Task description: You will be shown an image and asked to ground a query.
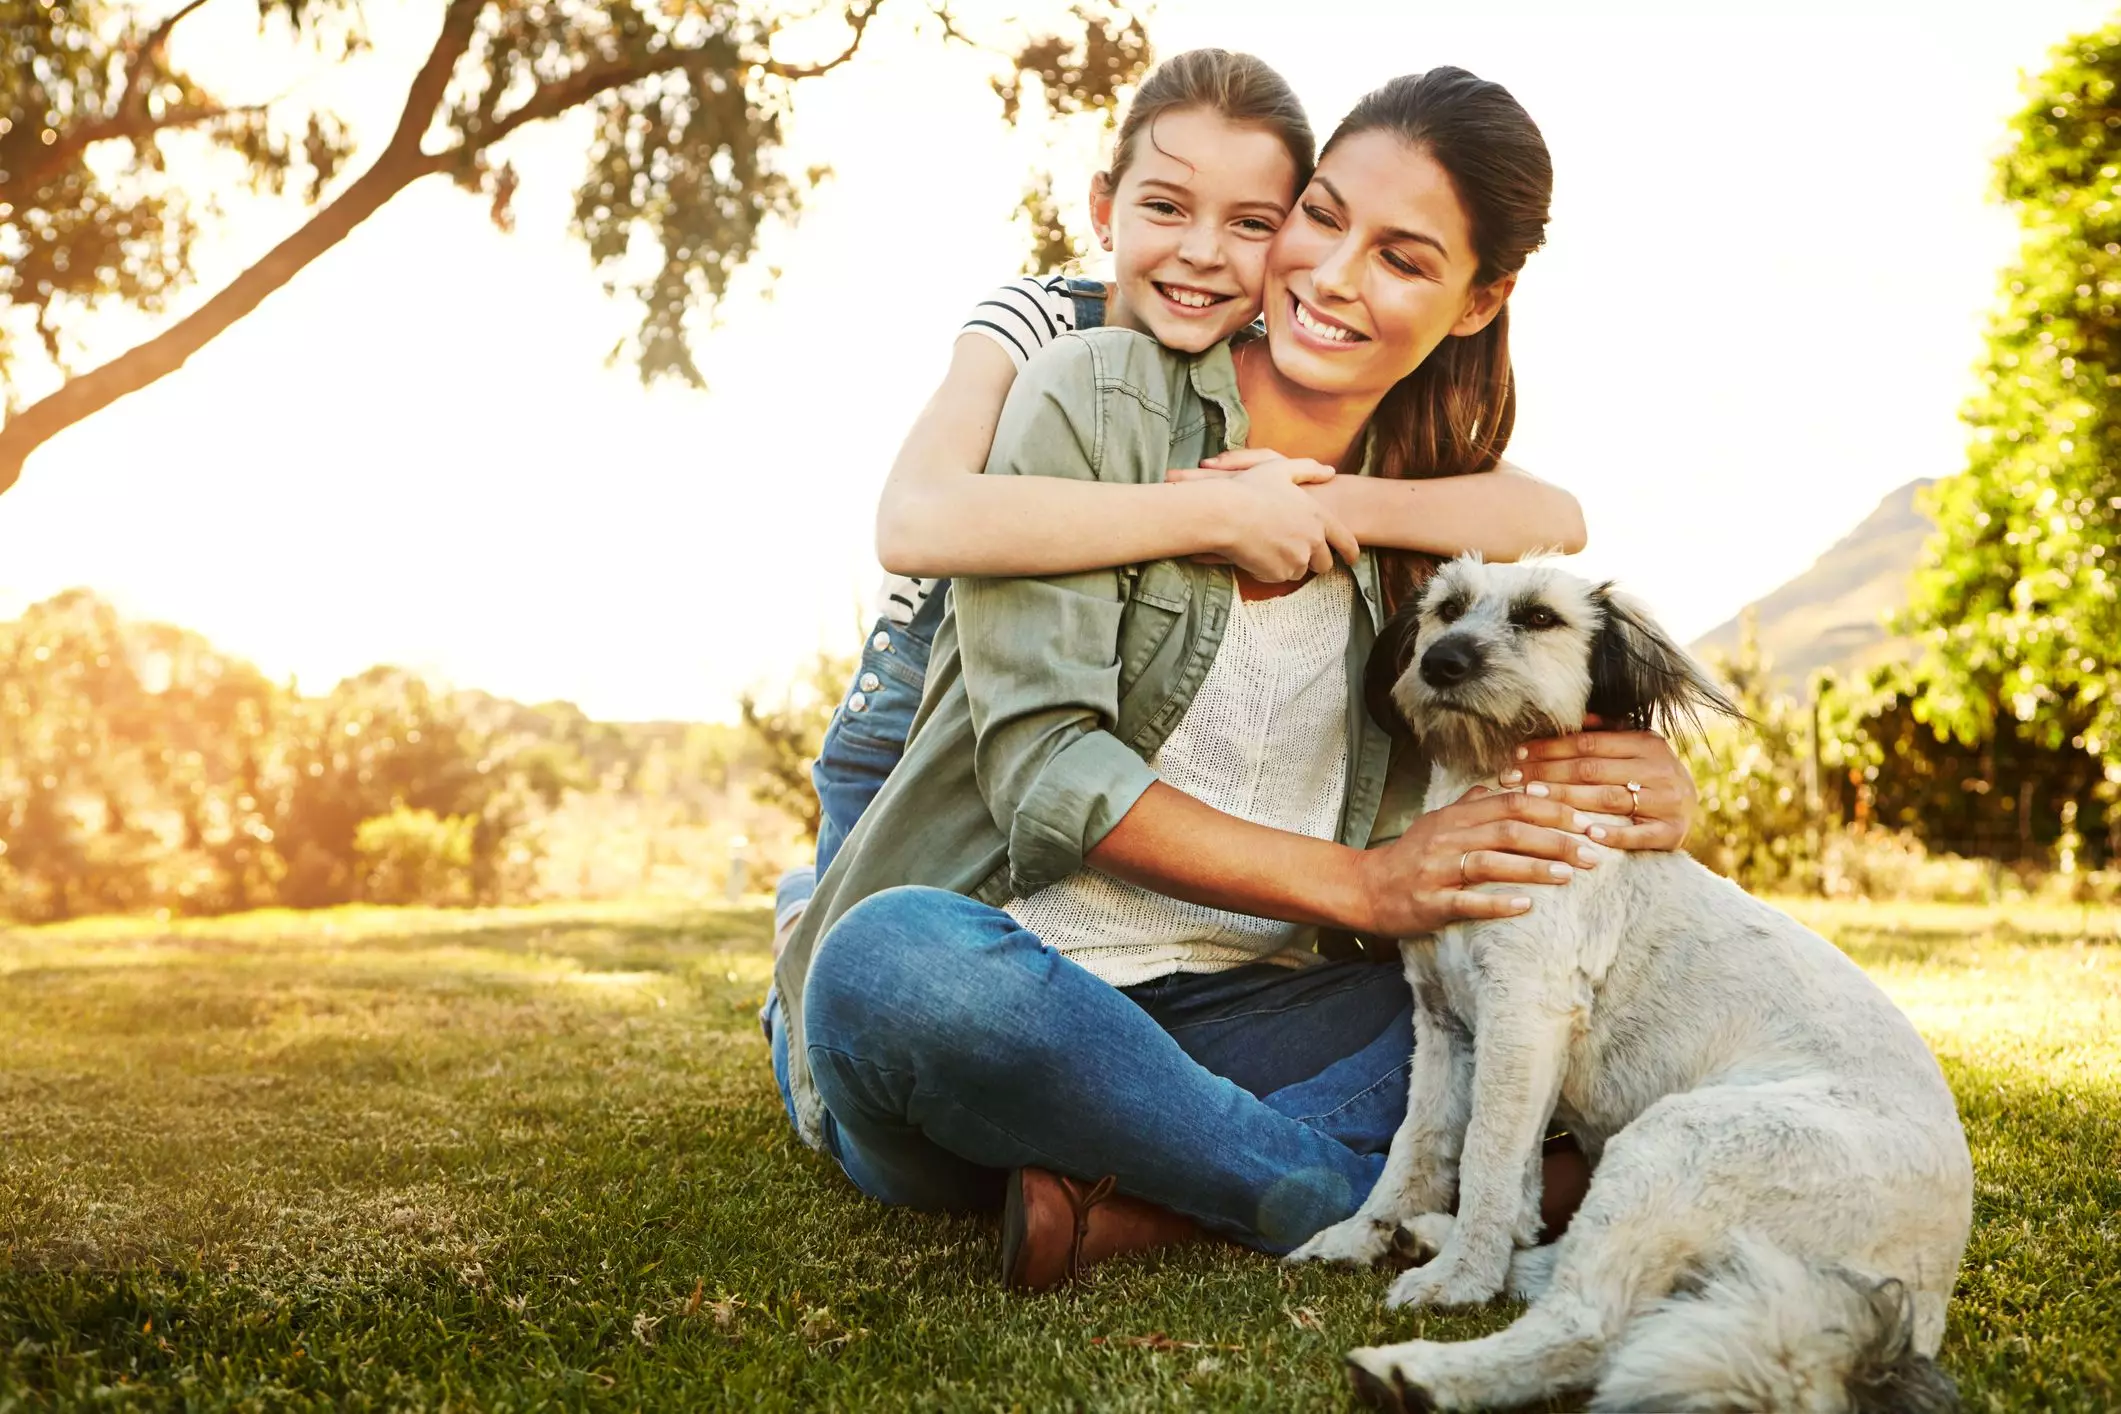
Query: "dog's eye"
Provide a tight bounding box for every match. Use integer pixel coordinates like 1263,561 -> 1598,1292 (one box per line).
1435,599 -> 1467,625
1514,605 -> 1561,631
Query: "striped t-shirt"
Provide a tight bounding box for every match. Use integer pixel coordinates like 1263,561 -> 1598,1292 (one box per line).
873,275 -> 1089,626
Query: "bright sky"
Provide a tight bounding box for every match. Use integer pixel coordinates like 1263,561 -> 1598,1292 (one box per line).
0,0 -> 2112,722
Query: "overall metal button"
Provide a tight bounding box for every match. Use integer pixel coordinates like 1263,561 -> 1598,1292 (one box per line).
871,631 -> 892,651
847,692 -> 868,713
858,672 -> 881,692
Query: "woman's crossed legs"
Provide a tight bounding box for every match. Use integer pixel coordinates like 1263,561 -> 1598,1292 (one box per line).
778,886 -> 1413,1253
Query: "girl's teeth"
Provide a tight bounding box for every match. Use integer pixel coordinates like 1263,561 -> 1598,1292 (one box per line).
1295,300 -> 1357,343
1163,285 -> 1220,309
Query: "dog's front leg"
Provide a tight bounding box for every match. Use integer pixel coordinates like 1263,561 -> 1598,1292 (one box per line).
1285,946 -> 1468,1267
1387,972 -> 1573,1309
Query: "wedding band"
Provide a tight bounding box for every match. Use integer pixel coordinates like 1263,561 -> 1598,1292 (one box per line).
1625,780 -> 1643,819
1460,850 -> 1473,884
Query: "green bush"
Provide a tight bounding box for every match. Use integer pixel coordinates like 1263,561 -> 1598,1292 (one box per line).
353,808 -> 474,907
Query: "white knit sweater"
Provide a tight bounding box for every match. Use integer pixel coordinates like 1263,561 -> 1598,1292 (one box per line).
1004,568 -> 1353,986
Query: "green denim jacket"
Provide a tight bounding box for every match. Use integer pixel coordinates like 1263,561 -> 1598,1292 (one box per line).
773,327 -> 1430,1149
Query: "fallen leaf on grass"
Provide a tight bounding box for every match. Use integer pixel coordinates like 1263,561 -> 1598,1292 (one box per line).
1090,1332 -> 1244,1353
683,1279 -> 704,1318
1285,1304 -> 1323,1331
800,1305 -> 869,1352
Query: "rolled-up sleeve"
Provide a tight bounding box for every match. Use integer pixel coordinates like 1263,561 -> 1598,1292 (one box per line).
951,337 -> 1161,895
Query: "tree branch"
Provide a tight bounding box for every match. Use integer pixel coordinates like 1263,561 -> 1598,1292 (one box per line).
122,0 -> 218,117
4,0 -> 223,204
443,0 -> 886,169
0,2 -> 486,495
0,0 -> 893,494
459,49 -> 706,157
759,0 -> 887,80
386,0 -> 485,161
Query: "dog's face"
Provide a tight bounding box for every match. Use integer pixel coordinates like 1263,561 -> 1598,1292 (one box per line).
1366,557 -> 1742,776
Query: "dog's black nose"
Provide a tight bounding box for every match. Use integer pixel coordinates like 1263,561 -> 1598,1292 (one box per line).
1420,638 -> 1483,688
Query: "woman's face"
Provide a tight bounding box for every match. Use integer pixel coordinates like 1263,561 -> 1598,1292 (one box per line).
1090,106 -> 1300,353
1262,130 -> 1513,400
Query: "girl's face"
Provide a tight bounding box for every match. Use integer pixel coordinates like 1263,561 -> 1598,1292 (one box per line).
1089,106 -> 1300,353
1262,130 -> 1513,401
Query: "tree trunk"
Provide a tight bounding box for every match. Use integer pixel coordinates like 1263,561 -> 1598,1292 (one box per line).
0,150 -> 439,495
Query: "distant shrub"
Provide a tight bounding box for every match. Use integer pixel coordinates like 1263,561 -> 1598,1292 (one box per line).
354,808 -> 474,907
1815,828 -> 1996,905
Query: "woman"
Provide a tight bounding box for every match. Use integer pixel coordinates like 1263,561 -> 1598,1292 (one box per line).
771,68 -> 1697,1289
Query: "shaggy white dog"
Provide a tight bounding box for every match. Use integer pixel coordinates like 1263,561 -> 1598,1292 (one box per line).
1288,558 -> 1973,1414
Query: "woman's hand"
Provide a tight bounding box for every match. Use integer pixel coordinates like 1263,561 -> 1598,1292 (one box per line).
1168,447 -> 1359,581
1351,787 -> 1601,938
1496,714 -> 1697,851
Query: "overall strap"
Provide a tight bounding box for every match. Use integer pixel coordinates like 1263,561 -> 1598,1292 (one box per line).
1063,276 -> 1109,332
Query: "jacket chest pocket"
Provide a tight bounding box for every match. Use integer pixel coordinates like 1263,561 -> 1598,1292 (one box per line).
1116,560 -> 1192,697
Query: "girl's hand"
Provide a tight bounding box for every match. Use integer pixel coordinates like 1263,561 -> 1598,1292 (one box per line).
1352,786 -> 1600,937
1169,447 -> 1360,581
1495,714 -> 1697,851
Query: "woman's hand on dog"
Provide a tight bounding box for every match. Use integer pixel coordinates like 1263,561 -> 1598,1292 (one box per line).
1356,789 -> 1603,936
1492,714 -> 1698,851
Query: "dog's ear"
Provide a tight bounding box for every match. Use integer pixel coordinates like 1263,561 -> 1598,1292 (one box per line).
1586,585 -> 1746,742
1364,601 -> 1424,740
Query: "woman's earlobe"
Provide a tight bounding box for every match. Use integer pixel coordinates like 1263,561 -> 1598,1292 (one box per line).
1451,275 -> 1517,337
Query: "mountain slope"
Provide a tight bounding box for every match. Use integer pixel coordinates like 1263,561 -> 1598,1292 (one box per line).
1689,479 -> 1935,689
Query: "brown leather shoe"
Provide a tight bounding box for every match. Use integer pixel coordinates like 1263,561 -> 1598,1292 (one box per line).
999,1168 -> 1205,1291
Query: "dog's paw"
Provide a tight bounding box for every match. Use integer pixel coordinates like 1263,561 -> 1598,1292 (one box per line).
1286,1214 -> 1397,1267
1390,1212 -> 1456,1266
1385,1252 -> 1507,1309
1346,1343 -> 1446,1412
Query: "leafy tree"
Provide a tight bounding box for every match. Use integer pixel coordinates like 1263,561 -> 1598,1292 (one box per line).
0,590 -> 291,918
0,591 -> 151,918
0,0 -> 1148,494
0,591 -> 824,919
1681,614 -> 1830,891
1900,19 -> 2121,834
1839,664 -> 2113,865
354,805 -> 475,905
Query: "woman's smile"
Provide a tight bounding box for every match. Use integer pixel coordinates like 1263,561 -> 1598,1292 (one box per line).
1288,292 -> 1369,347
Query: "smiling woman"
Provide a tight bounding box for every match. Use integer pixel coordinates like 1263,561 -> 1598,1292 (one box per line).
1243,67 -> 1558,607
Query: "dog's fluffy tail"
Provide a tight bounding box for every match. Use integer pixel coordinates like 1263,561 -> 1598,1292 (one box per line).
1589,1235 -> 1959,1413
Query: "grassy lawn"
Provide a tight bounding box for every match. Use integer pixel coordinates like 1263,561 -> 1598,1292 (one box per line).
1,898 -> 2115,1411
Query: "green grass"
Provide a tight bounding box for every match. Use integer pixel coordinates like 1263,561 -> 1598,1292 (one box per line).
0,898 -> 2115,1411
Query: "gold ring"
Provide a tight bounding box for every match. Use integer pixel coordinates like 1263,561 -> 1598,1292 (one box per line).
1459,850 -> 1473,885
1625,780 -> 1643,819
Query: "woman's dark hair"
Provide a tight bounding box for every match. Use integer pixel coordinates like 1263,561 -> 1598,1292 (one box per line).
1327,68 -> 1553,606
1106,49 -> 1315,195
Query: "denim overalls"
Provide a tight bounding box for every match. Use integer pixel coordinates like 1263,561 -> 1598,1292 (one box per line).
771,279 -> 1108,935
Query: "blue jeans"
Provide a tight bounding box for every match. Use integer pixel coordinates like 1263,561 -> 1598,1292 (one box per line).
776,588 -> 947,927
767,886 -> 1410,1253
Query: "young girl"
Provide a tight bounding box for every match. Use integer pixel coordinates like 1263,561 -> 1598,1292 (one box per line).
771,49 -> 1587,951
